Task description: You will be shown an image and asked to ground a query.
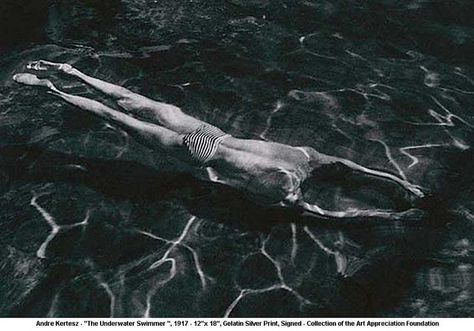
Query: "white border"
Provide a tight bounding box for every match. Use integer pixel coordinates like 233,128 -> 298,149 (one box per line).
0,318 -> 472,331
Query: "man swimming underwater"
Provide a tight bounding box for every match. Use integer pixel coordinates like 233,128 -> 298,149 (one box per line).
13,60 -> 425,221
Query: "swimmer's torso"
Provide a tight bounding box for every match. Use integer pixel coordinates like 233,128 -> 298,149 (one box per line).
206,137 -> 314,204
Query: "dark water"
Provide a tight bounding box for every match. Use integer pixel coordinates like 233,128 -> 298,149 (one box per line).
1,0 -> 473,317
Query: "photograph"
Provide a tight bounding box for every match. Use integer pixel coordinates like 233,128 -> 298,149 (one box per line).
0,0 -> 473,319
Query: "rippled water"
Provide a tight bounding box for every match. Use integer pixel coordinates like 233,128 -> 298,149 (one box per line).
1,0 -> 473,317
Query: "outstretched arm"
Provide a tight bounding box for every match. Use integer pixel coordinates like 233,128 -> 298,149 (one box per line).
306,148 -> 425,198
297,200 -> 424,221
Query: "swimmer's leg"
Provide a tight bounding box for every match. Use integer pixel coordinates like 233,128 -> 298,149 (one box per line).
13,73 -> 184,154
305,147 -> 425,198
26,60 -> 207,133
298,200 -> 425,221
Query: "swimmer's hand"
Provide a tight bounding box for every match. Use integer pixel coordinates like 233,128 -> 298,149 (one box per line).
404,183 -> 425,198
394,208 -> 426,221
27,60 -> 74,74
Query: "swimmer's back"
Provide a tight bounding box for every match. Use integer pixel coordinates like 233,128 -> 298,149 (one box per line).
217,136 -> 310,168
208,137 -> 314,203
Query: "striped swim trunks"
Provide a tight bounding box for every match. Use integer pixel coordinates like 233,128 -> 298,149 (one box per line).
182,124 -> 231,165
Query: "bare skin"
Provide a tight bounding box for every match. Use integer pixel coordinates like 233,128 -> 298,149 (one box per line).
13,60 -> 426,221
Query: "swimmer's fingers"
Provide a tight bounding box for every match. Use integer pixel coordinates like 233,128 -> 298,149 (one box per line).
395,208 -> 426,221
406,183 -> 425,198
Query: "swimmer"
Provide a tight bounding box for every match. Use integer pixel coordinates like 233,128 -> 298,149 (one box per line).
13,60 -> 426,221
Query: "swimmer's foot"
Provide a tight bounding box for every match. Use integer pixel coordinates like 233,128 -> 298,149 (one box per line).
13,73 -> 58,91
27,60 -> 73,74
